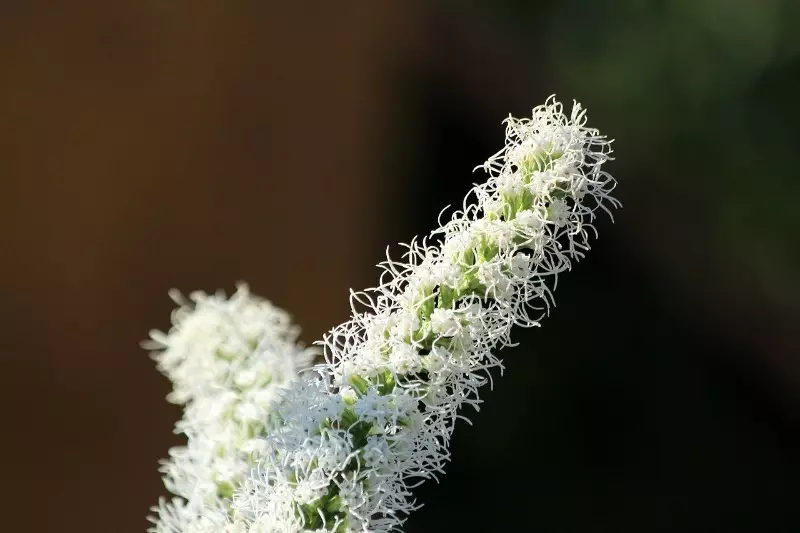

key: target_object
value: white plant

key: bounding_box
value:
[223,96,620,533]
[146,284,315,533]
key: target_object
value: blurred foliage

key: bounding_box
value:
[480,0,800,289]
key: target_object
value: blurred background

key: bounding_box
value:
[1,1,798,532]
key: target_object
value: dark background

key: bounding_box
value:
[1,2,798,532]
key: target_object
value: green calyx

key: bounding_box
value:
[348,369,396,398]
[298,369,404,531]
[216,479,236,499]
[295,484,350,533]
[518,148,562,181]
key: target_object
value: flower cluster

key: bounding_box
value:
[146,284,315,533]
[227,96,620,532]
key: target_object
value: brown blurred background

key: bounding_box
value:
[1,2,798,532]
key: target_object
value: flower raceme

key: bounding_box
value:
[146,284,315,533]
[226,96,620,533]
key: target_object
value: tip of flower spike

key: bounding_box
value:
[147,284,314,533]
[167,287,188,306]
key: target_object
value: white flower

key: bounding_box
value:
[432,258,462,288]
[388,343,422,374]
[477,261,512,300]
[421,347,449,374]
[230,96,619,533]
[340,386,358,405]
[497,172,524,196]
[441,231,474,264]
[430,308,460,336]
[547,197,571,227]
[390,309,420,339]
[147,284,315,533]
[515,208,545,233]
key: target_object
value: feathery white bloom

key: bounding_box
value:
[146,284,315,533]
[231,96,619,532]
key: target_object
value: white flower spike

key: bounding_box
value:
[228,96,620,533]
[146,283,315,533]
